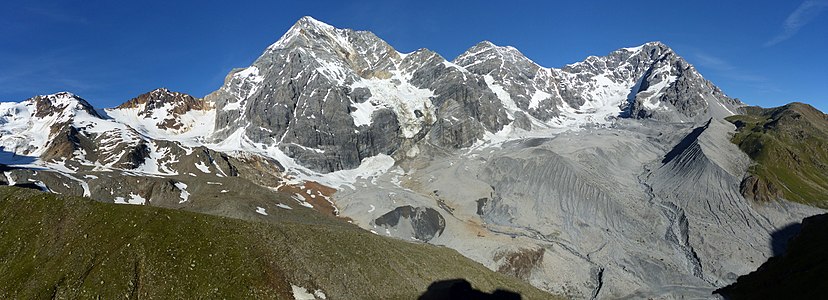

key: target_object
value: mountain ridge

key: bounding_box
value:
[201,16,744,174]
[728,102,828,207]
[0,16,823,299]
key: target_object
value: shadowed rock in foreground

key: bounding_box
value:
[419,279,521,300]
[715,213,828,299]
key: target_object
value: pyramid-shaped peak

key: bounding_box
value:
[477,40,498,48]
[267,16,349,51]
[139,87,190,97]
[619,41,674,53]
[470,40,520,52]
[641,41,675,52]
[295,16,337,31]
[149,87,172,94]
[34,92,90,107]
[454,40,535,67]
[41,91,83,101]
[27,92,99,118]
[147,87,190,97]
[116,88,202,110]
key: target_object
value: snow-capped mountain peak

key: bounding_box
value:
[0,17,818,300]
[28,92,100,119]
[455,40,539,69]
[114,88,208,117]
[267,15,354,54]
[2,18,744,178]
[0,92,104,157]
[107,88,214,146]
[295,15,337,32]
[202,19,747,174]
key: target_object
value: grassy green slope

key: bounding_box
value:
[0,186,557,299]
[727,103,828,207]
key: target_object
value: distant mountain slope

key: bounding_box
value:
[0,186,555,299]
[714,213,828,299]
[727,103,828,207]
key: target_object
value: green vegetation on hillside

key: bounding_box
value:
[727,103,828,207]
[0,186,556,299]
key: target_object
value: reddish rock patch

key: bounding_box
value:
[277,181,340,218]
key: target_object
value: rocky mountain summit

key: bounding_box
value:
[205,16,743,173]
[113,88,210,132]
[0,16,823,299]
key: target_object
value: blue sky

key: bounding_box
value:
[1,0,826,111]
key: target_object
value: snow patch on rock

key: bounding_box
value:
[174,182,190,203]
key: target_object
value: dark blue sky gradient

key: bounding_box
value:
[1,0,826,111]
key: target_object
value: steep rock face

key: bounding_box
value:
[454,41,744,125]
[404,49,511,148]
[1,18,746,179]
[205,17,517,172]
[454,41,562,124]
[208,17,407,172]
[623,45,742,122]
[205,17,742,173]
[40,125,90,163]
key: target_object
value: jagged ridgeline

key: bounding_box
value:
[0,15,825,299]
[207,16,742,173]
[728,103,828,207]
[0,186,555,299]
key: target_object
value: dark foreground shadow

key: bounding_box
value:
[771,222,802,256]
[418,279,522,300]
[6,182,49,192]
[714,214,828,299]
